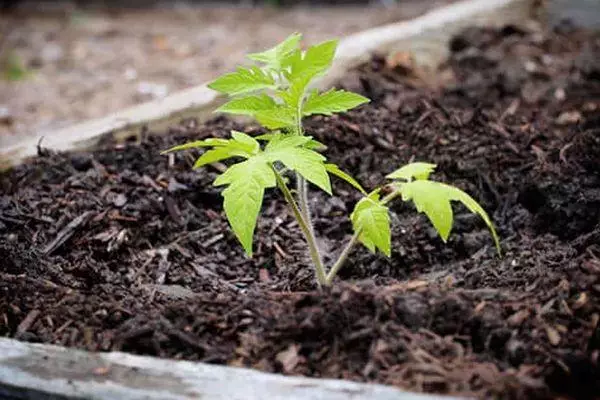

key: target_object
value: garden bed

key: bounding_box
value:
[1,22,600,399]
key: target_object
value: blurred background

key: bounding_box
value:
[0,0,454,146]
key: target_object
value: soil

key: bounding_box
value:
[2,22,600,399]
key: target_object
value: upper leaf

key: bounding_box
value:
[351,192,391,256]
[387,162,437,182]
[264,134,313,152]
[248,33,302,70]
[325,163,367,194]
[400,180,500,252]
[208,66,275,96]
[277,74,313,112]
[215,94,277,116]
[303,89,370,116]
[255,106,296,130]
[213,157,276,256]
[285,39,338,83]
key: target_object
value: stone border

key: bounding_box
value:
[0,0,536,170]
[0,0,536,398]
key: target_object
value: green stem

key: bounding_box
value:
[293,101,325,283]
[381,186,403,205]
[272,167,327,288]
[325,230,361,285]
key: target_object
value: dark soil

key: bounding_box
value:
[2,23,600,399]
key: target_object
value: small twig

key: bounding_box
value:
[42,211,93,255]
[149,248,171,302]
[15,309,40,338]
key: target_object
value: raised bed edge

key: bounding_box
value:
[0,338,463,400]
[0,0,537,170]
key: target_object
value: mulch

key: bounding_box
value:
[1,22,600,399]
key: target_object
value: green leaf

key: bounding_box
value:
[215,94,277,116]
[248,33,302,69]
[325,164,366,194]
[258,131,325,154]
[351,193,391,256]
[402,181,453,240]
[207,66,275,96]
[304,39,337,70]
[304,139,327,151]
[214,157,276,256]
[255,133,281,142]
[166,131,259,168]
[193,147,238,169]
[400,180,500,252]
[303,89,370,116]
[231,130,260,154]
[270,148,331,194]
[161,138,230,154]
[255,133,325,151]
[263,141,331,194]
[255,106,296,129]
[286,40,338,83]
[265,134,312,152]
[387,162,437,182]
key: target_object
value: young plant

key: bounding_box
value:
[164,33,500,288]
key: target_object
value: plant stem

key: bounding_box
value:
[324,230,361,286]
[293,103,326,284]
[272,167,327,288]
[381,187,402,205]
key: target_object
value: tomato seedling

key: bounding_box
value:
[164,33,499,287]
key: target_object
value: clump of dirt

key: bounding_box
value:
[1,24,600,399]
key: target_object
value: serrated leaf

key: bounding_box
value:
[400,180,500,252]
[286,40,338,83]
[325,164,366,194]
[265,135,312,152]
[248,32,302,69]
[215,94,277,116]
[303,89,369,116]
[264,146,331,194]
[214,157,276,256]
[304,139,327,151]
[231,131,260,153]
[255,133,281,142]
[277,74,312,110]
[255,106,296,129]
[351,194,391,256]
[387,162,437,182]
[173,131,259,169]
[207,66,275,96]
[193,147,238,169]
[161,138,230,154]
[256,133,325,151]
